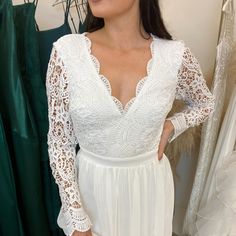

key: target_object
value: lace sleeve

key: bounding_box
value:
[166,46,215,143]
[46,45,92,235]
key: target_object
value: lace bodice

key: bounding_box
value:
[46,33,215,235]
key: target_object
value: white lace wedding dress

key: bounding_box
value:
[46,32,215,236]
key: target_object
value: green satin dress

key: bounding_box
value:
[0,114,25,236]
[0,0,50,235]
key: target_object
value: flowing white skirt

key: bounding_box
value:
[75,147,174,236]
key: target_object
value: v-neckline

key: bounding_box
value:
[82,31,156,115]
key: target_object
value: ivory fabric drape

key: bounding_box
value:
[183,0,235,234]
[193,84,236,235]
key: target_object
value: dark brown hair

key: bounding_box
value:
[82,0,173,40]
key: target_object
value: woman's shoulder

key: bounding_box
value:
[153,34,185,49]
[153,35,187,70]
[153,35,186,59]
[53,33,83,46]
[52,33,87,59]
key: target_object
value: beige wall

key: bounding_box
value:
[161,0,224,80]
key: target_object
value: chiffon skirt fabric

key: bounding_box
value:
[72,146,174,236]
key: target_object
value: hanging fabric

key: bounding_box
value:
[0,0,50,235]
[79,19,86,33]
[12,2,63,235]
[183,0,235,233]
[13,1,48,162]
[193,84,236,235]
[74,0,87,33]
[0,114,25,236]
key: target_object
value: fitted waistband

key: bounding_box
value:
[77,146,159,167]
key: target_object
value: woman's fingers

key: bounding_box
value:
[72,229,92,236]
[158,136,166,160]
[157,121,174,160]
[87,229,93,236]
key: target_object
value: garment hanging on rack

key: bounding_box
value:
[0,0,50,235]
[193,84,236,236]
[13,2,64,235]
[13,2,48,162]
[0,114,25,236]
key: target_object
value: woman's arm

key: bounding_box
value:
[166,46,216,143]
[46,45,92,235]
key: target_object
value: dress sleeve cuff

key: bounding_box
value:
[57,206,93,236]
[166,113,189,143]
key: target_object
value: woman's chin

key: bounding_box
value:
[90,10,113,19]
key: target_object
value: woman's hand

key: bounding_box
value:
[157,120,174,161]
[72,229,93,236]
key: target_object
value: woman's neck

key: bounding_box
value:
[97,7,150,50]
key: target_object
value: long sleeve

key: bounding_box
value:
[46,44,92,235]
[166,46,216,143]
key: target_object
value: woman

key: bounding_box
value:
[46,0,215,236]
